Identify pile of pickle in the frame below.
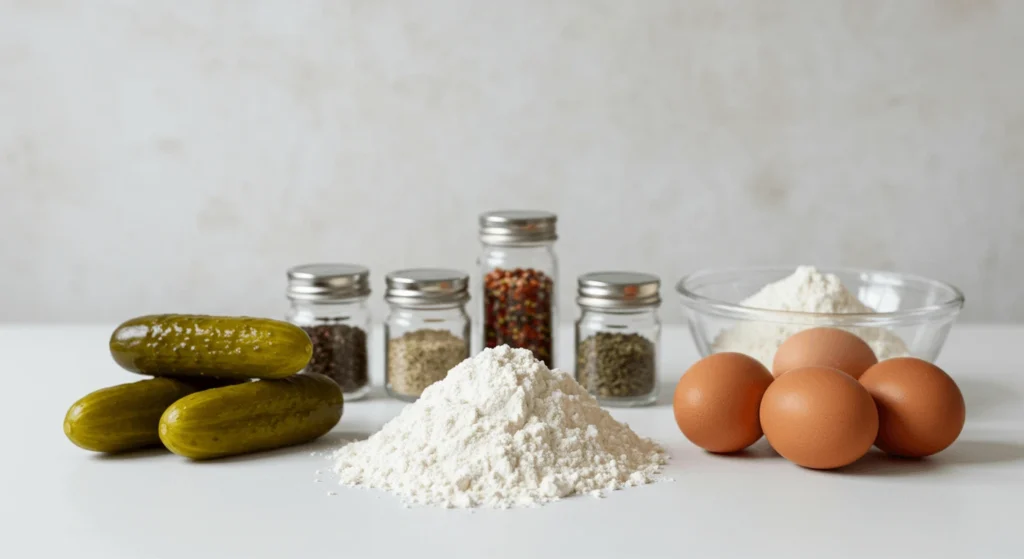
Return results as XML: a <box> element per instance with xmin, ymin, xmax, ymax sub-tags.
<box><xmin>64</xmin><ymin>314</ymin><xmax>343</xmax><ymax>460</ymax></box>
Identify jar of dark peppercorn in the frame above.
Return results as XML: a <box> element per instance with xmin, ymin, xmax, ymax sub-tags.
<box><xmin>478</xmin><ymin>210</ymin><xmax>558</xmax><ymax>368</ymax></box>
<box><xmin>286</xmin><ymin>263</ymin><xmax>372</xmax><ymax>401</ymax></box>
<box><xmin>575</xmin><ymin>271</ymin><xmax>661</xmax><ymax>407</ymax></box>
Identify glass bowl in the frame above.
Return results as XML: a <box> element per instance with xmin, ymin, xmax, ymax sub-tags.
<box><xmin>676</xmin><ymin>267</ymin><xmax>964</xmax><ymax>368</ymax></box>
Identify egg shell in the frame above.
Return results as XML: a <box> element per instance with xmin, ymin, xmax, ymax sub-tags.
<box><xmin>673</xmin><ymin>352</ymin><xmax>774</xmax><ymax>453</ymax></box>
<box><xmin>859</xmin><ymin>357</ymin><xmax>965</xmax><ymax>458</ymax></box>
<box><xmin>760</xmin><ymin>366</ymin><xmax>879</xmax><ymax>469</ymax></box>
<box><xmin>772</xmin><ymin>327</ymin><xmax>878</xmax><ymax>379</ymax></box>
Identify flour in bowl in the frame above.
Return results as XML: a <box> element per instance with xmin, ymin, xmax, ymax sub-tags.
<box><xmin>711</xmin><ymin>266</ymin><xmax>909</xmax><ymax>367</ymax></box>
<box><xmin>329</xmin><ymin>346</ymin><xmax>667</xmax><ymax>508</ymax></box>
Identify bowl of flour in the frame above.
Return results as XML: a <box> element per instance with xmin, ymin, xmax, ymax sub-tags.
<box><xmin>676</xmin><ymin>266</ymin><xmax>964</xmax><ymax>367</ymax></box>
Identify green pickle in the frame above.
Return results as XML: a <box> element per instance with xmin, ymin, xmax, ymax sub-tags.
<box><xmin>159</xmin><ymin>373</ymin><xmax>343</xmax><ymax>460</ymax></box>
<box><xmin>110</xmin><ymin>314</ymin><xmax>312</xmax><ymax>381</ymax></box>
<box><xmin>64</xmin><ymin>378</ymin><xmax>222</xmax><ymax>453</ymax></box>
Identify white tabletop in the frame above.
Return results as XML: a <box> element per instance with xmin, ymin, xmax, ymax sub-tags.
<box><xmin>1</xmin><ymin>324</ymin><xmax>1022</xmax><ymax>559</ymax></box>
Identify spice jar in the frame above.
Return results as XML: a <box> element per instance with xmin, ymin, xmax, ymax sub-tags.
<box><xmin>478</xmin><ymin>210</ymin><xmax>558</xmax><ymax>368</ymax></box>
<box><xmin>384</xmin><ymin>268</ymin><xmax>471</xmax><ymax>402</ymax></box>
<box><xmin>286</xmin><ymin>263</ymin><xmax>371</xmax><ymax>401</ymax></box>
<box><xmin>575</xmin><ymin>271</ymin><xmax>661</xmax><ymax>407</ymax></box>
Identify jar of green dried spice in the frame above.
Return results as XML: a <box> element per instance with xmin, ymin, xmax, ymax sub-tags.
<box><xmin>385</xmin><ymin>268</ymin><xmax>471</xmax><ymax>401</ymax></box>
<box><xmin>286</xmin><ymin>263</ymin><xmax>372</xmax><ymax>401</ymax></box>
<box><xmin>575</xmin><ymin>271</ymin><xmax>661</xmax><ymax>407</ymax></box>
<box><xmin>478</xmin><ymin>210</ymin><xmax>558</xmax><ymax>368</ymax></box>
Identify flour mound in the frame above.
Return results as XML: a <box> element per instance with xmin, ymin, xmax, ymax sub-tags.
<box><xmin>330</xmin><ymin>346</ymin><xmax>667</xmax><ymax>508</ymax></box>
<box><xmin>712</xmin><ymin>266</ymin><xmax>909</xmax><ymax>367</ymax></box>
<box><xmin>739</xmin><ymin>265</ymin><xmax>870</xmax><ymax>314</ymax></box>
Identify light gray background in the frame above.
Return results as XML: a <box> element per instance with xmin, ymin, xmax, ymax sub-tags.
<box><xmin>2</xmin><ymin>0</ymin><xmax>1022</xmax><ymax>324</ymax></box>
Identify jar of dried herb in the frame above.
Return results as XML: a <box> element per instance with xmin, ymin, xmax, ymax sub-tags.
<box><xmin>478</xmin><ymin>210</ymin><xmax>558</xmax><ymax>368</ymax></box>
<box><xmin>384</xmin><ymin>269</ymin><xmax>471</xmax><ymax>401</ymax></box>
<box><xmin>575</xmin><ymin>271</ymin><xmax>661</xmax><ymax>407</ymax></box>
<box><xmin>286</xmin><ymin>263</ymin><xmax>371</xmax><ymax>401</ymax></box>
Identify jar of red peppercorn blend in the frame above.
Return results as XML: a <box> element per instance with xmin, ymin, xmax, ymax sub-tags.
<box><xmin>575</xmin><ymin>271</ymin><xmax>661</xmax><ymax>407</ymax></box>
<box><xmin>285</xmin><ymin>263</ymin><xmax>372</xmax><ymax>401</ymax></box>
<box><xmin>478</xmin><ymin>210</ymin><xmax>558</xmax><ymax>368</ymax></box>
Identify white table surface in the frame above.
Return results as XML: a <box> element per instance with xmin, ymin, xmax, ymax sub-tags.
<box><xmin>1</xmin><ymin>323</ymin><xmax>1022</xmax><ymax>559</ymax></box>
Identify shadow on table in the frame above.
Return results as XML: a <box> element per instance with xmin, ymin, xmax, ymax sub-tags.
<box><xmin>837</xmin><ymin>451</ymin><xmax>943</xmax><ymax>476</ymax></box>
<box><xmin>206</xmin><ymin>429</ymin><xmax>373</xmax><ymax>464</ymax></box>
<box><xmin>957</xmin><ymin>377</ymin><xmax>1022</xmax><ymax>418</ymax></box>
<box><xmin>680</xmin><ymin>435</ymin><xmax>1024</xmax><ymax>477</ymax></box>
<box><xmin>933</xmin><ymin>440</ymin><xmax>1024</xmax><ymax>466</ymax></box>
<box><xmin>703</xmin><ymin>438</ymin><xmax>781</xmax><ymax>460</ymax></box>
<box><xmin>90</xmin><ymin>447</ymin><xmax>171</xmax><ymax>462</ymax></box>
<box><xmin>839</xmin><ymin>440</ymin><xmax>1024</xmax><ymax>476</ymax></box>
<box><xmin>88</xmin><ymin>429</ymin><xmax>372</xmax><ymax>464</ymax></box>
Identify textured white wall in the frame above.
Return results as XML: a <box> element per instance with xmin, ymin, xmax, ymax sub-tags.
<box><xmin>1</xmin><ymin>0</ymin><xmax>1022</xmax><ymax>324</ymax></box>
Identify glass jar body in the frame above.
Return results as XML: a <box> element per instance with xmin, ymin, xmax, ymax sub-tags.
<box><xmin>478</xmin><ymin>243</ymin><xmax>558</xmax><ymax>368</ymax></box>
<box><xmin>286</xmin><ymin>298</ymin><xmax>371</xmax><ymax>400</ymax></box>
<box><xmin>575</xmin><ymin>307</ymin><xmax>661</xmax><ymax>407</ymax></box>
<box><xmin>385</xmin><ymin>304</ymin><xmax>470</xmax><ymax>401</ymax></box>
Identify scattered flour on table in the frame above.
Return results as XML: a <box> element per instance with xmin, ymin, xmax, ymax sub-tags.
<box><xmin>712</xmin><ymin>266</ymin><xmax>909</xmax><ymax>367</ymax></box>
<box><xmin>329</xmin><ymin>346</ymin><xmax>668</xmax><ymax>509</ymax></box>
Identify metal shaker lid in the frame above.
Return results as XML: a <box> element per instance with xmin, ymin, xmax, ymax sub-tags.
<box><xmin>287</xmin><ymin>263</ymin><xmax>371</xmax><ymax>301</ymax></box>
<box><xmin>478</xmin><ymin>210</ymin><xmax>557</xmax><ymax>246</ymax></box>
<box><xmin>577</xmin><ymin>271</ymin><xmax>661</xmax><ymax>309</ymax></box>
<box><xmin>385</xmin><ymin>268</ymin><xmax>470</xmax><ymax>307</ymax></box>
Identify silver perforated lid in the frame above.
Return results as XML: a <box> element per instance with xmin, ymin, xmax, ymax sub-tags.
<box><xmin>287</xmin><ymin>263</ymin><xmax>371</xmax><ymax>301</ymax></box>
<box><xmin>478</xmin><ymin>210</ymin><xmax>557</xmax><ymax>246</ymax></box>
<box><xmin>577</xmin><ymin>271</ymin><xmax>661</xmax><ymax>309</ymax></box>
<box><xmin>385</xmin><ymin>268</ymin><xmax>470</xmax><ymax>307</ymax></box>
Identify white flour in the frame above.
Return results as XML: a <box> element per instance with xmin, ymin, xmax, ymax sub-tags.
<box><xmin>711</xmin><ymin>266</ymin><xmax>909</xmax><ymax>367</ymax></box>
<box><xmin>330</xmin><ymin>346</ymin><xmax>667</xmax><ymax>508</ymax></box>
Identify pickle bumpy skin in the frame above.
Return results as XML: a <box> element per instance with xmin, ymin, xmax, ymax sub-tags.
<box><xmin>65</xmin><ymin>378</ymin><xmax>208</xmax><ymax>453</ymax></box>
<box><xmin>110</xmin><ymin>314</ymin><xmax>313</xmax><ymax>381</ymax></box>
<box><xmin>159</xmin><ymin>373</ymin><xmax>343</xmax><ymax>460</ymax></box>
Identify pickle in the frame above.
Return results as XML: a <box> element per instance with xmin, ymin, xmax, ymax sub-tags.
<box><xmin>110</xmin><ymin>314</ymin><xmax>312</xmax><ymax>380</ymax></box>
<box><xmin>159</xmin><ymin>373</ymin><xmax>343</xmax><ymax>460</ymax></box>
<box><xmin>64</xmin><ymin>378</ymin><xmax>213</xmax><ymax>453</ymax></box>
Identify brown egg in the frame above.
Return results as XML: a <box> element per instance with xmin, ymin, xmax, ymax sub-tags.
<box><xmin>859</xmin><ymin>357</ymin><xmax>965</xmax><ymax>458</ymax></box>
<box><xmin>760</xmin><ymin>366</ymin><xmax>879</xmax><ymax>469</ymax></box>
<box><xmin>773</xmin><ymin>327</ymin><xmax>878</xmax><ymax>379</ymax></box>
<box><xmin>673</xmin><ymin>352</ymin><xmax>774</xmax><ymax>453</ymax></box>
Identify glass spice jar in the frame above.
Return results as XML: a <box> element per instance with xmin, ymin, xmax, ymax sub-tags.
<box><xmin>478</xmin><ymin>210</ymin><xmax>558</xmax><ymax>368</ymax></box>
<box><xmin>575</xmin><ymin>271</ymin><xmax>661</xmax><ymax>407</ymax></box>
<box><xmin>285</xmin><ymin>263</ymin><xmax>371</xmax><ymax>401</ymax></box>
<box><xmin>384</xmin><ymin>268</ymin><xmax>471</xmax><ymax>402</ymax></box>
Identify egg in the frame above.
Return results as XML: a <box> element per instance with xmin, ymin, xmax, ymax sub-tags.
<box><xmin>673</xmin><ymin>352</ymin><xmax>774</xmax><ymax>453</ymax></box>
<box><xmin>859</xmin><ymin>357</ymin><xmax>965</xmax><ymax>458</ymax></box>
<box><xmin>772</xmin><ymin>327</ymin><xmax>878</xmax><ymax>379</ymax></box>
<box><xmin>760</xmin><ymin>366</ymin><xmax>879</xmax><ymax>469</ymax></box>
